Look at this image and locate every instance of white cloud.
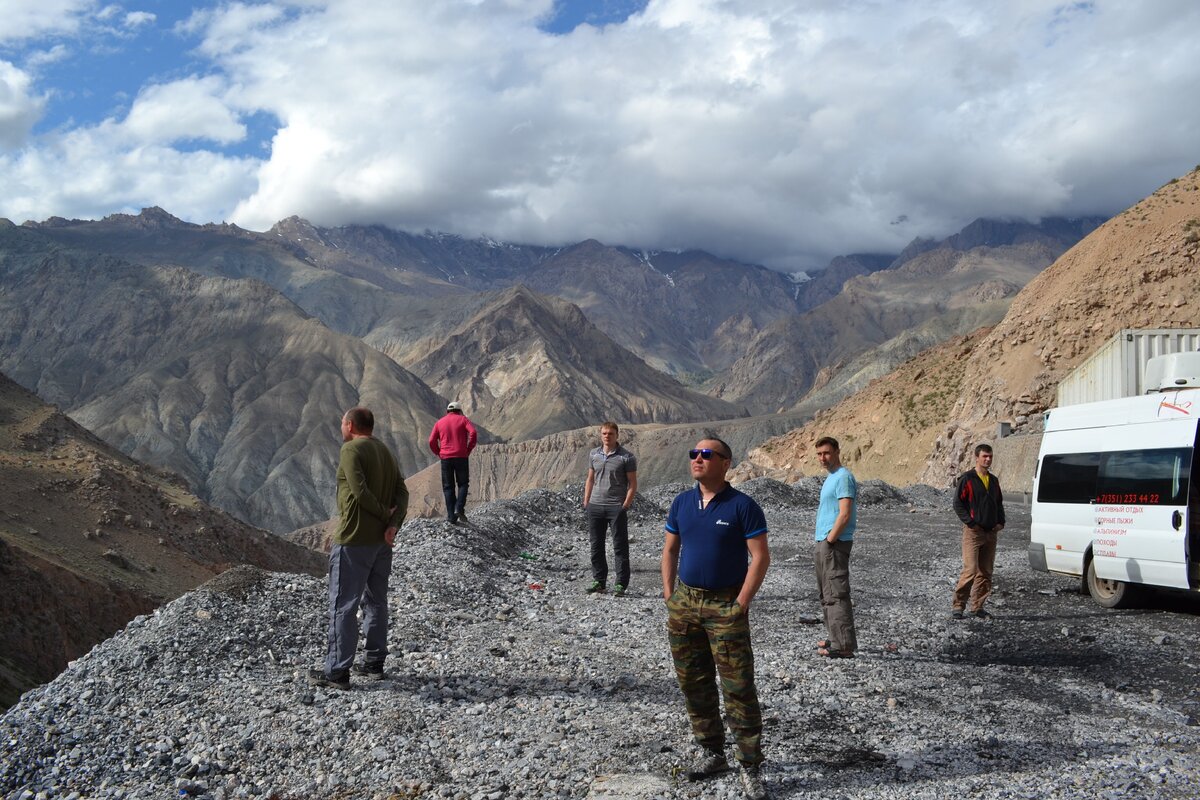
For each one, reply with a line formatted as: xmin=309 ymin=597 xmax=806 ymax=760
xmin=123 ymin=76 xmax=246 ymax=145
xmin=3 ymin=0 xmax=1200 ymax=268
xmin=0 ymin=61 xmax=45 ymax=148
xmin=0 ymin=0 xmax=93 ymax=43
xmin=124 ymin=11 xmax=156 ymax=28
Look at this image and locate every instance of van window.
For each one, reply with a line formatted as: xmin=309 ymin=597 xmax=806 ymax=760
xmin=1038 ymin=453 xmax=1101 ymax=504
xmin=1095 ymin=449 xmax=1191 ymax=505
xmin=1038 ymin=448 xmax=1192 ymax=505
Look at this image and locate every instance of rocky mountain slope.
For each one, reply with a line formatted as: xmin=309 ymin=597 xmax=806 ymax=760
xmin=0 ymin=224 xmax=448 ymax=532
xmin=406 ymin=286 xmax=745 ymax=441
xmin=5 ymin=483 xmax=1200 ymax=799
xmin=0 ymin=372 xmax=324 ymax=710
xmin=709 ymin=218 xmax=1103 ymax=415
xmin=734 ymin=168 xmax=1200 ymax=487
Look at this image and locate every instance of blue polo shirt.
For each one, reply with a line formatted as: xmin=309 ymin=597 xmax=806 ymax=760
xmin=815 ymin=466 xmax=857 ymax=542
xmin=665 ymin=484 xmax=768 ymax=590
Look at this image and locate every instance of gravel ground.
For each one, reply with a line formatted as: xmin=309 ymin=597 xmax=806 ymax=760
xmin=3 ymin=479 xmax=1200 ymax=800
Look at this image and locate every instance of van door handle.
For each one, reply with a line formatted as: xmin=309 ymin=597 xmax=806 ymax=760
xmin=1172 ymin=510 xmax=1183 ymax=530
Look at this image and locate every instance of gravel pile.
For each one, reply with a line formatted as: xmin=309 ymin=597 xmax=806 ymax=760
xmin=4 ymin=482 xmax=1200 ymax=800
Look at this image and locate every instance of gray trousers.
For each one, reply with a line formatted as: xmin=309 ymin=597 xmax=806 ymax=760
xmin=587 ymin=504 xmax=630 ymax=587
xmin=815 ymin=539 xmax=857 ymax=652
xmin=324 ymin=543 xmax=392 ymax=677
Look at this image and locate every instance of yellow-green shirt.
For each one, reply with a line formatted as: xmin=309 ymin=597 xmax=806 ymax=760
xmin=334 ymin=436 xmax=408 ymax=546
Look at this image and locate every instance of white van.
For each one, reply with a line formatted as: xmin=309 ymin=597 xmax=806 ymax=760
xmin=1029 ymin=354 xmax=1200 ymax=608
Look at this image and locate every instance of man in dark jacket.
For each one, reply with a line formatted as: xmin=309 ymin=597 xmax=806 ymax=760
xmin=951 ymin=443 xmax=1005 ymax=619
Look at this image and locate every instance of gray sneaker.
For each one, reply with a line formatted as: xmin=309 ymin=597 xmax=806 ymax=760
xmin=739 ymin=764 xmax=768 ymax=799
xmin=684 ymin=748 xmax=730 ymax=780
xmin=352 ymin=662 xmax=386 ymax=682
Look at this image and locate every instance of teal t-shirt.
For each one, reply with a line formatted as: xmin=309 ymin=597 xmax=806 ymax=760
xmin=815 ymin=467 xmax=857 ymax=541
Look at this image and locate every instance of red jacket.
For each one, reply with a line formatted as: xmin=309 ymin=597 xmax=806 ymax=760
xmin=429 ymin=412 xmax=477 ymax=459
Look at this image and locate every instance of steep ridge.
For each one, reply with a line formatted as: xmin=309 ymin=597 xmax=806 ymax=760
xmin=733 ymin=169 xmax=1200 ymax=487
xmin=517 ymin=242 xmax=807 ymax=375
xmin=0 ymin=372 xmax=324 ymax=709
xmin=708 ymin=217 xmax=1102 ymax=414
xmin=0 ymin=225 xmax=449 ymax=532
xmin=406 ymin=286 xmax=746 ymax=441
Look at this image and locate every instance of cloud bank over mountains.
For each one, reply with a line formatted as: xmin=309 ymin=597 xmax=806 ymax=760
xmin=1 ymin=0 xmax=1198 ymax=269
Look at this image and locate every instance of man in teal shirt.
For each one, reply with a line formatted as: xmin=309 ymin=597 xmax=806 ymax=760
xmin=310 ymin=406 xmax=408 ymax=689
xmin=813 ymin=436 xmax=857 ymax=659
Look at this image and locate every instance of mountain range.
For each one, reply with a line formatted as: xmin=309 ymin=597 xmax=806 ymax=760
xmin=1 ymin=203 xmax=1105 ymax=533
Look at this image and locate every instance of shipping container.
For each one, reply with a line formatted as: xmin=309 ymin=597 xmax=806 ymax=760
xmin=1056 ymin=328 xmax=1200 ymax=406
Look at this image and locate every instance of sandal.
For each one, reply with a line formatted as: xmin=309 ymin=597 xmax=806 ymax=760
xmin=816 ymin=647 xmax=855 ymax=659
xmin=815 ymin=639 xmax=831 ymax=649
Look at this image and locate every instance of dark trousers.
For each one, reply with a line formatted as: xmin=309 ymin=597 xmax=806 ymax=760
xmin=324 ymin=543 xmax=392 ymax=677
xmin=587 ymin=504 xmax=630 ymax=587
xmin=815 ymin=539 xmax=857 ymax=652
xmin=666 ymin=582 xmax=763 ymax=766
xmin=440 ymin=457 xmax=469 ymax=519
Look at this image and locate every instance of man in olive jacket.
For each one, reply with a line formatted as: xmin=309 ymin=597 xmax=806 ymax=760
xmin=951 ymin=443 xmax=1005 ymax=619
xmin=310 ymin=406 xmax=408 ymax=689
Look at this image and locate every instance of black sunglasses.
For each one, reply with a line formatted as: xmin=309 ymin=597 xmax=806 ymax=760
xmin=689 ymin=448 xmax=728 ymax=461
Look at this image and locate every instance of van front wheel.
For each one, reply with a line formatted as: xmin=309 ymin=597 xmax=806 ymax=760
xmin=1086 ymin=558 xmax=1136 ymax=609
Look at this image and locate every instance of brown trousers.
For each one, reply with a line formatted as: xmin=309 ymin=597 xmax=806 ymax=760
xmin=953 ymin=525 xmax=998 ymax=612
xmin=815 ymin=539 xmax=857 ymax=652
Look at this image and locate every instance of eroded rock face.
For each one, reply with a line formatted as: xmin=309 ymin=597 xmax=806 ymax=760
xmin=4 ymin=480 xmax=1200 ymax=799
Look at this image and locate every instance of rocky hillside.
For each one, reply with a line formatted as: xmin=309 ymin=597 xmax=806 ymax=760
xmin=0 ymin=372 xmax=324 ymax=710
xmin=0 ymin=224 xmax=448 ymax=532
xmin=6 ymin=483 xmax=1200 ymax=798
xmin=405 ymin=286 xmax=745 ymax=441
xmin=734 ymin=168 xmax=1200 ymax=487
xmin=709 ymin=218 xmax=1102 ymax=415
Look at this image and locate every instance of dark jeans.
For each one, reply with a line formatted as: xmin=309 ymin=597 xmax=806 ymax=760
xmin=587 ymin=504 xmax=630 ymax=587
xmin=440 ymin=457 xmax=469 ymax=519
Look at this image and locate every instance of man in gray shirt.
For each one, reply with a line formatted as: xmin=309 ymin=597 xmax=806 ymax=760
xmin=582 ymin=421 xmax=638 ymax=596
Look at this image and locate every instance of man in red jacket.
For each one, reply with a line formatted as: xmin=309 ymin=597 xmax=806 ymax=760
xmin=428 ymin=401 xmax=478 ymax=524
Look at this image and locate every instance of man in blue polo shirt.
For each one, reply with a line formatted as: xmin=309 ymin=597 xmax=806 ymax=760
xmin=661 ymin=437 xmax=770 ymax=800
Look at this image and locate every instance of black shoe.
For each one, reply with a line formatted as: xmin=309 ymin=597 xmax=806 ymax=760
xmin=307 ymin=668 xmax=351 ymax=690
xmin=447 ymin=514 xmax=458 ymax=524
xmin=457 ymin=512 xmax=468 ymax=525
xmin=352 ymin=662 xmax=386 ymax=682
xmin=972 ymin=608 xmax=992 ymax=619
xmin=951 ymin=609 xmax=964 ymax=620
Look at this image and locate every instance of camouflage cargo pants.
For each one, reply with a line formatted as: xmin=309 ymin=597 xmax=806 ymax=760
xmin=666 ymin=581 xmax=763 ymax=766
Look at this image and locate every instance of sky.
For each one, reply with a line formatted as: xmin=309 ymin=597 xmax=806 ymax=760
xmin=1 ymin=1 xmax=1198 ymax=270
